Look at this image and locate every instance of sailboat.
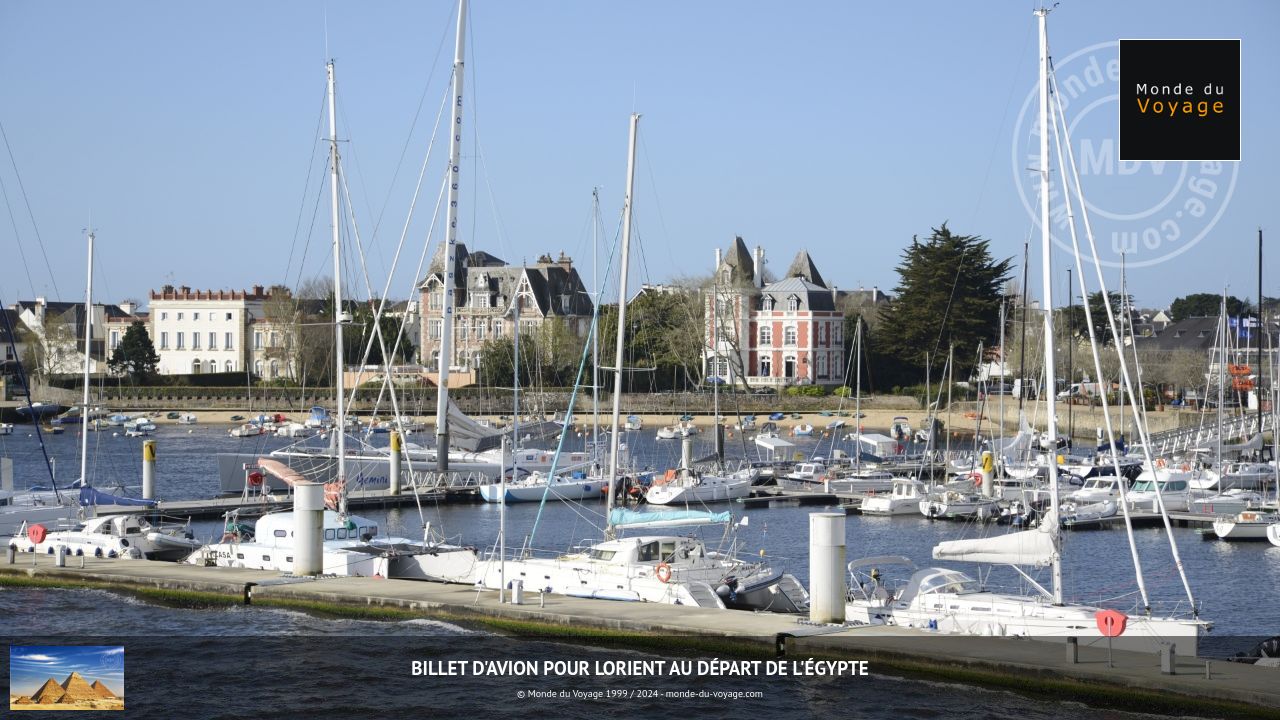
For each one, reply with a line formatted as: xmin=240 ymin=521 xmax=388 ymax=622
xmin=846 ymin=8 xmax=1207 ymax=653
xmin=186 ymin=56 xmax=477 ymax=582
xmin=473 ymin=115 xmax=806 ymax=612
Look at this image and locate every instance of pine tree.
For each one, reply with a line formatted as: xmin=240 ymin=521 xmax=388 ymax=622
xmin=873 ymin=224 xmax=1013 ymax=387
xmin=108 ymin=321 xmax=160 ymax=383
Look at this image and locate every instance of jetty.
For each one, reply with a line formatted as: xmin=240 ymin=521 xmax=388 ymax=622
xmin=2 ymin=553 xmax=1276 ymax=717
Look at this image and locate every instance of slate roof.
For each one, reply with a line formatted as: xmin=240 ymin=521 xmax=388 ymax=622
xmin=760 ymin=276 xmax=836 ymax=312
xmin=716 ymin=236 xmax=756 ymax=286
xmin=784 ymin=250 xmax=827 ymax=289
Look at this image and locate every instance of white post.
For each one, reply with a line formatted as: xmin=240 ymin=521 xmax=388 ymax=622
xmin=292 ymin=482 xmax=326 ymax=576
xmin=142 ymin=440 xmax=156 ymax=500
xmin=389 ymin=431 xmax=402 ymax=495
xmin=808 ymin=512 xmax=846 ymax=623
xmin=680 ymin=435 xmax=693 ymax=471
xmin=326 ymin=61 xmax=348 ymax=519
xmin=78 ymin=231 xmax=94 ymax=489
xmin=435 ymin=0 xmax=468 ymax=472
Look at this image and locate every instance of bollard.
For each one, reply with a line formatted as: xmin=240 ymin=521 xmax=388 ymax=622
xmin=7 ymin=545 xmax=14 ymax=564
xmin=79 ymin=554 xmax=85 ymax=568
xmin=511 ymin=579 xmax=524 ymax=605
xmin=55 ymin=545 xmax=66 ymax=567
xmin=292 ymin=483 xmax=326 ymax=576
xmin=980 ymin=451 xmax=994 ymax=498
xmin=539 ymin=590 xmax=545 ymax=608
xmin=1160 ymin=644 xmax=1177 ymax=675
xmin=1065 ymin=637 xmax=1078 ymax=664
xmin=1205 ymin=660 xmax=1211 ymax=679
xmin=389 ymin=431 xmax=402 ymax=495
xmin=142 ymin=440 xmax=156 ymax=500
xmin=808 ymin=513 xmax=846 ymax=624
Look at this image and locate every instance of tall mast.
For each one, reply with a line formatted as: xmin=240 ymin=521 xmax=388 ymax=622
xmin=592 ymin=189 xmax=601 ymax=454
xmin=1035 ymin=6 xmax=1063 ymax=605
xmin=78 ymin=230 xmax=94 ymax=487
xmin=326 ymin=61 xmax=347 ymax=517
xmin=854 ymin=318 xmax=862 ymax=471
xmin=1066 ymin=268 xmax=1073 ymax=444
xmin=605 ymin=113 xmax=640 ymax=539
xmin=1258 ymin=228 xmax=1264 ymax=438
xmin=436 ymin=0 xmax=467 ymax=472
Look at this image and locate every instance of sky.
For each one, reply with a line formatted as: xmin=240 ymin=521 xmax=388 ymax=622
xmin=9 ymin=645 xmax=125 ymax=697
xmin=0 ymin=0 xmax=1276 ymax=313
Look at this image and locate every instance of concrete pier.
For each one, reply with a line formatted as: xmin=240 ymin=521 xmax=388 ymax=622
xmin=1 ymin=554 xmax=1276 ymax=716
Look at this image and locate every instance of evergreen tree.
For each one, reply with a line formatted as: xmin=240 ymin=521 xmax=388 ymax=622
xmin=873 ymin=224 xmax=1012 ymax=387
xmin=108 ymin=321 xmax=160 ymax=382
xmin=1169 ymin=293 xmax=1246 ymax=321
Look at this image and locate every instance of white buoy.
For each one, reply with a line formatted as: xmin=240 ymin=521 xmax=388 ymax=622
xmin=292 ymin=482 xmax=326 ymax=576
xmin=808 ymin=512 xmax=846 ymax=624
xmin=980 ymin=450 xmax=994 ymax=498
xmin=142 ymin=440 xmax=156 ymax=500
xmin=389 ymin=431 xmax=402 ymax=496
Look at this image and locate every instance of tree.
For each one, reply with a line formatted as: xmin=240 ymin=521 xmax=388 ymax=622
xmin=108 ymin=321 xmax=160 ymax=383
xmin=873 ymin=224 xmax=1013 ymax=388
xmin=1169 ymin=293 xmax=1246 ymax=321
xmin=1059 ymin=291 xmax=1130 ymax=346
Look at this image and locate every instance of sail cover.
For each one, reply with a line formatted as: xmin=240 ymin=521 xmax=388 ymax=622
xmin=609 ymin=508 xmax=731 ymax=530
xmin=932 ymin=526 xmax=1054 ymax=567
xmin=257 ymin=457 xmax=308 ymax=485
xmin=78 ymin=486 xmax=156 ymax=507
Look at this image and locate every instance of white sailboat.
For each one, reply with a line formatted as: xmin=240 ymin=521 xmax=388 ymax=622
xmin=473 ymin=115 xmax=805 ymax=612
xmin=848 ymin=8 xmax=1207 ymax=653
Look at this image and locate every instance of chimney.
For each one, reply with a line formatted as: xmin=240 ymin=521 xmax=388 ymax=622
xmin=253 ymin=285 xmax=265 ymax=297
xmin=831 ymin=285 xmax=838 ymax=306
xmin=119 ymin=301 xmax=136 ymax=315
xmin=180 ymin=285 xmax=191 ymax=295
xmin=872 ymin=286 xmax=879 ymax=304
xmin=714 ymin=247 xmax=722 ymax=270
xmin=754 ymin=246 xmax=765 ymax=289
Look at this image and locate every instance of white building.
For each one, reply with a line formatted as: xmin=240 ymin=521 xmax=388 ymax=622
xmin=10 ymin=298 xmax=134 ymax=375
xmin=148 ymin=285 xmax=274 ymax=376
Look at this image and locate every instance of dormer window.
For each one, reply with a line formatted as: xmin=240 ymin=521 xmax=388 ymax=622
xmin=786 ymin=296 xmax=800 ymax=312
xmin=561 ymin=293 xmax=571 ymax=313
xmin=761 ymin=296 xmax=774 ymax=311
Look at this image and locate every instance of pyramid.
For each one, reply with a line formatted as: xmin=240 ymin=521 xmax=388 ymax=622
xmin=31 ymin=678 xmax=65 ymax=704
xmin=57 ymin=671 xmax=100 ymax=703
xmin=91 ymin=680 xmax=117 ymax=699
xmin=13 ymin=695 xmax=33 ymax=704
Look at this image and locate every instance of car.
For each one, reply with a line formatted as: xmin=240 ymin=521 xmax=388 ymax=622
xmin=753 ymin=387 xmax=775 ymax=395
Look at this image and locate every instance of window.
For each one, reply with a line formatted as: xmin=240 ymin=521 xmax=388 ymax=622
xmin=193 ymin=312 xmax=200 ymax=321
xmin=192 ymin=333 xmax=201 ymax=350
xmin=759 ymin=326 xmax=772 ymax=346
xmin=817 ymin=353 xmax=827 ymax=378
xmin=209 ymin=332 xmax=217 ymax=350
xmin=325 ymin=529 xmax=336 ymax=540
xmin=161 ymin=312 xmax=168 ymax=321
xmin=761 ymin=296 xmax=774 ymax=312
xmin=493 ymin=321 xmax=503 ymax=338
xmin=428 ymin=291 xmax=443 ymax=310
xmin=784 ymin=326 xmax=797 ymax=346
xmin=834 ymin=323 xmax=842 ymax=345
xmin=192 ymin=359 xmax=201 ymax=374
xmin=224 ymin=332 xmax=233 ymax=350
xmin=760 ymin=356 xmax=772 ymax=376
xmin=254 ymin=332 xmax=262 ymax=349
xmin=470 ymin=291 xmax=489 ymax=309
xmin=110 ymin=331 xmax=119 ymax=350
xmin=178 ymin=312 xmax=184 ymax=321
xmin=274 ymin=529 xmax=287 ymax=538
xmin=428 ymin=320 xmax=441 ymax=340
xmin=225 ymin=312 xmax=232 ymax=321
xmin=270 ymin=332 xmax=278 ymax=348
xmin=786 ymin=297 xmax=799 ymax=312
xmin=270 ymin=360 xmax=279 ymax=378
xmin=784 ymin=356 xmax=797 ymax=379
xmin=160 ymin=332 xmax=168 ymax=349
xmin=176 ymin=332 xmax=184 ymax=350
xmin=459 ymin=323 xmax=468 ymax=341
xmin=225 ymin=360 xmax=234 ymax=373
xmin=254 ymin=360 xmax=263 ymax=376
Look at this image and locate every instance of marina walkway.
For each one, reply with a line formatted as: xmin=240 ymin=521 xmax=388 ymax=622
xmin=2 ymin=553 xmax=1277 ymax=715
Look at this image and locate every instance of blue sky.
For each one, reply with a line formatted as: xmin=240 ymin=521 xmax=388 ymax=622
xmin=9 ymin=645 xmax=124 ymax=697
xmin=0 ymin=0 xmax=1276 ymax=312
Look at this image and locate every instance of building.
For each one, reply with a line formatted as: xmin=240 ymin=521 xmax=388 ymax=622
xmin=419 ymin=245 xmax=593 ymax=384
xmin=148 ymin=285 xmax=279 ymax=376
xmin=704 ymin=237 xmax=845 ymax=388
xmin=9 ymin=298 xmax=134 ymax=376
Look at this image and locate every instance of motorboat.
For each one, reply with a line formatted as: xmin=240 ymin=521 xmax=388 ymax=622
xmin=1059 ymin=499 xmax=1117 ymax=528
xmin=229 ymin=423 xmax=264 ymax=438
xmin=791 ymin=424 xmax=814 ymax=437
xmin=1219 ymin=462 xmax=1273 ymax=491
xmin=1068 ymin=476 xmax=1126 ymax=505
xmin=0 ymin=423 xmax=12 ymax=436
xmin=645 ymin=467 xmax=756 ymax=505
xmin=1188 ymin=489 xmax=1263 ymax=516
xmin=656 ymin=421 xmax=698 ymax=440
xmin=860 ymin=479 xmax=927 ymax=516
xmin=919 ymin=483 xmax=1000 ymax=520
xmin=1267 ymin=522 xmax=1280 ymax=548
xmin=11 ymin=515 xmax=200 ymax=561
xmin=624 ymin=415 xmax=643 ymax=431
xmin=1126 ymin=473 xmax=1193 ymax=512
xmin=735 ymin=416 xmax=757 ymax=431
xmin=184 ymin=508 xmax=478 ymax=581
xmin=275 ymin=422 xmax=314 ymax=438
xmin=473 ymin=508 xmax=808 ymax=612
xmin=176 ymin=413 xmax=198 ymax=425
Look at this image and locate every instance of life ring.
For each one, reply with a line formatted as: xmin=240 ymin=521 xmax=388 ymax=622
xmin=1179 ymin=463 xmax=1190 ymax=472
xmin=1154 ymin=458 xmax=1167 ymax=469
xmin=248 ymin=471 xmax=264 ymax=487
xmin=655 ymin=563 xmax=673 ymax=583
xmin=971 ymin=472 xmax=983 ymax=487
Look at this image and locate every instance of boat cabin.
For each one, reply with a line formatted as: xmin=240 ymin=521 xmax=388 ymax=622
xmin=253 ymin=510 xmax=380 ymax=548
xmin=583 ymin=535 xmax=706 ymax=567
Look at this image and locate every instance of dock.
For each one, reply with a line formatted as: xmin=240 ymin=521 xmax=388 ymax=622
xmin=95 ymin=487 xmax=456 ymax=521
xmin=2 ymin=553 xmax=1276 ymax=717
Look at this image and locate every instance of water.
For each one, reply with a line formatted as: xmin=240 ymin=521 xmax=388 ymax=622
xmin=3 ymin=423 xmax=1278 ymax=651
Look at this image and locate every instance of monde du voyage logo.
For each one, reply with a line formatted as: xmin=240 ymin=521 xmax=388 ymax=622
xmin=1012 ymin=39 xmax=1239 ymax=268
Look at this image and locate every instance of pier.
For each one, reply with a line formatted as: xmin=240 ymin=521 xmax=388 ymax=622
xmin=2 ymin=554 xmax=1276 ymax=717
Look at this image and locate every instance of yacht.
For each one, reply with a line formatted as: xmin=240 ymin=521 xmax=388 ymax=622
xmin=645 ymin=467 xmax=755 ymax=505
xmin=860 ymin=479 xmax=927 ymax=516
xmin=11 ymin=515 xmax=199 ymax=561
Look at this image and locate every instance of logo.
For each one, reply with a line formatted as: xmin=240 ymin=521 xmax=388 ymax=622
xmin=1011 ymin=41 xmax=1237 ymax=269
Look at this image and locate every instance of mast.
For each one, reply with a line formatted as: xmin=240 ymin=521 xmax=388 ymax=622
xmin=854 ymin=318 xmax=862 ymax=471
xmin=1066 ymin=268 xmax=1073 ymax=445
xmin=1258 ymin=228 xmax=1264 ymax=439
xmin=605 ymin=113 xmax=640 ymax=540
xmin=326 ymin=61 xmax=348 ymax=518
xmin=435 ymin=0 xmax=467 ymax=472
xmin=592 ymin=189 xmax=601 ymax=455
xmin=1035 ymin=6 xmax=1063 ymax=605
xmin=78 ymin=230 xmax=94 ymax=487
xmin=1218 ymin=292 xmax=1227 ymax=466
xmin=1018 ymin=240 xmax=1030 ymax=413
